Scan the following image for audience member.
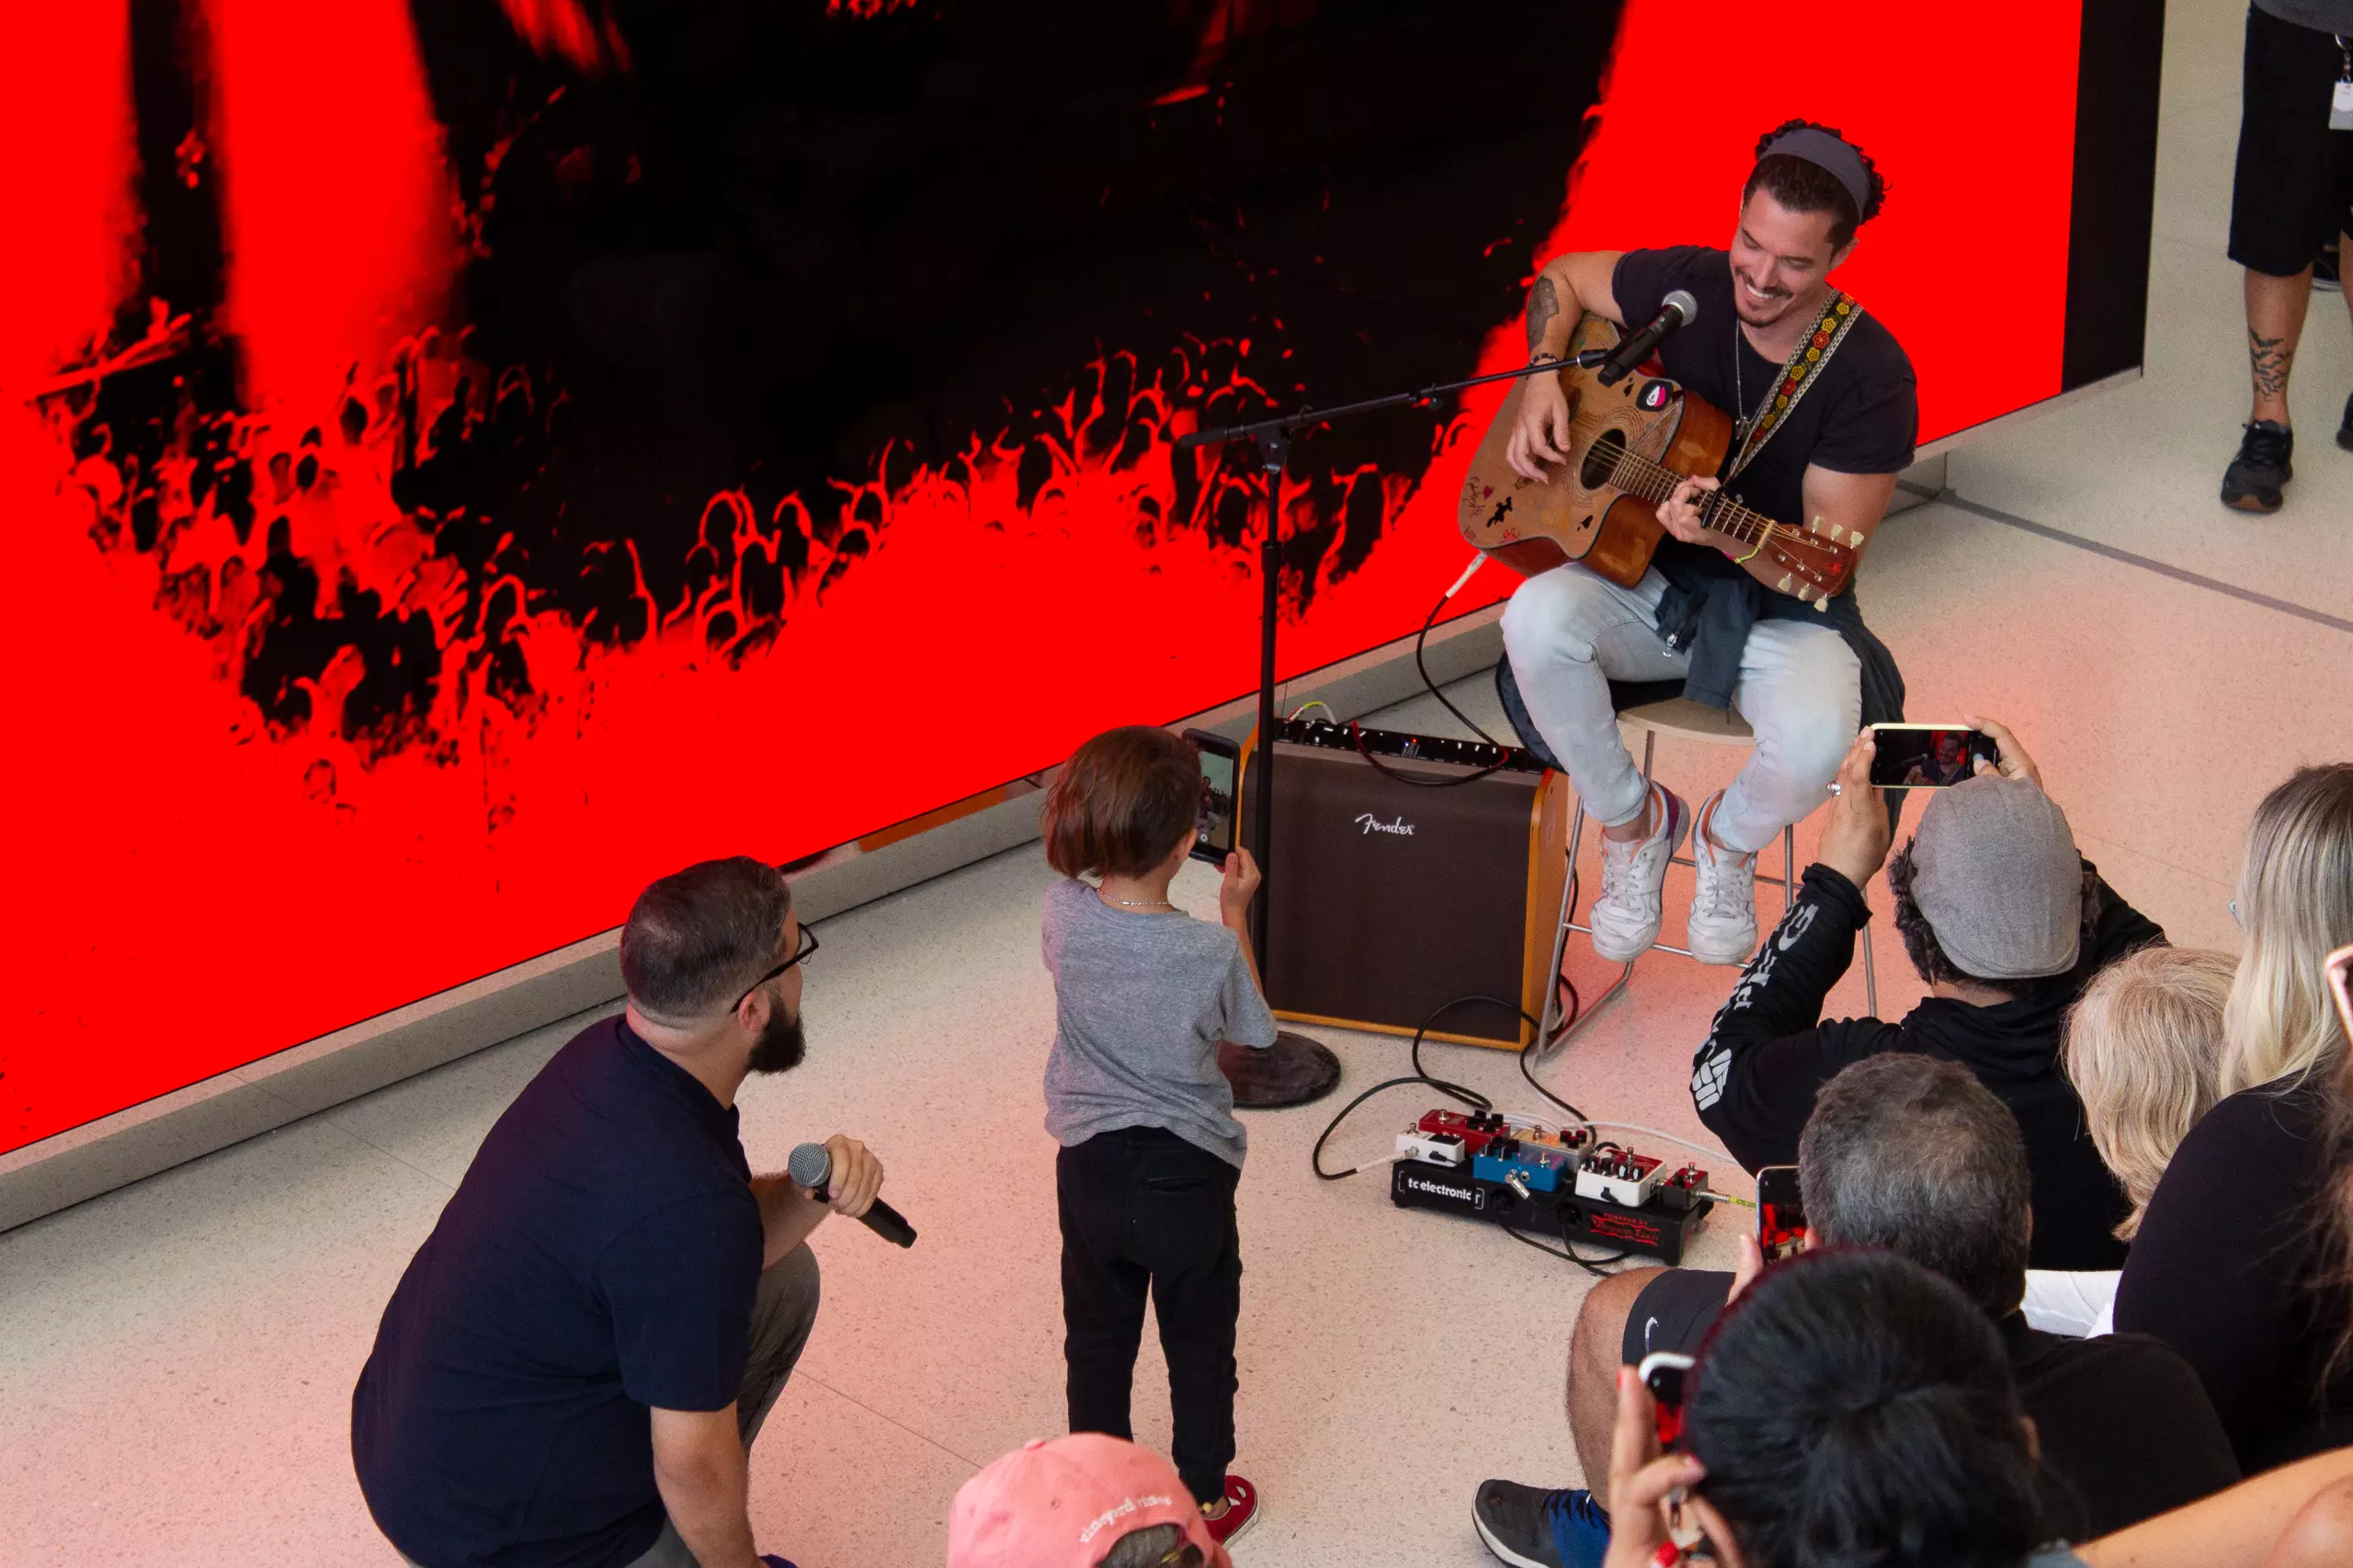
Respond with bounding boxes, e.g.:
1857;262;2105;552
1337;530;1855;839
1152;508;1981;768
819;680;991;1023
1688;719;2154;1268
948;1434;1230;1568
2023;947;2235;1336
1593;1252;2353;1568
1039;726;1279;1548
1472;1053;2234;1568
2116;764;2353;1471
352;857;881;1568
1604;1249;2043;1568
2067;946;2238;1240
2216;0;2353;512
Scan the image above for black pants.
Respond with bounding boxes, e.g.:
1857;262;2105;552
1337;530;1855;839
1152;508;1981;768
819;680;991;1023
1057;1126;1242;1505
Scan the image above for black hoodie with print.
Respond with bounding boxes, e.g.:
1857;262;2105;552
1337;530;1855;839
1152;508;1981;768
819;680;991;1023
1688;859;2161;1270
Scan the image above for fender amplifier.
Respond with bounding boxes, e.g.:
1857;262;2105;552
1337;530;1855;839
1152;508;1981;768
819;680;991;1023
1238;718;1568;1049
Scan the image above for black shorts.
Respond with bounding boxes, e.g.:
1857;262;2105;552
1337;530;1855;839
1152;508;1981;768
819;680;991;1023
1620;1268;1734;1365
2229;6;2353;277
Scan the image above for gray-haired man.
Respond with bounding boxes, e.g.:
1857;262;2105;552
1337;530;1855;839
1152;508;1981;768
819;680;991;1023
354;856;884;1568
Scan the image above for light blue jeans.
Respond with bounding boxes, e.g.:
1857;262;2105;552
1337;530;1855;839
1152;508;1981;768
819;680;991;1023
1500;563;1860;854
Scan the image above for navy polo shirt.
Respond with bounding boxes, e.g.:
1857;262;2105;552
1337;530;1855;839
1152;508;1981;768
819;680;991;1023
353;1017;764;1568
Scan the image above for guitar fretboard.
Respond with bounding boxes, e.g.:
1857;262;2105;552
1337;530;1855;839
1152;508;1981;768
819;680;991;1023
1600;446;1782;550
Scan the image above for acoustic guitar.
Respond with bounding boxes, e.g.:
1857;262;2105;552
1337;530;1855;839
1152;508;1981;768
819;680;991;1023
1456;312;1856;603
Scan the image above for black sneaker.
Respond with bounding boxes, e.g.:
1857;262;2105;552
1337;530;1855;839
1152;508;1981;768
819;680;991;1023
2338;392;2352;454
1472;1481;1610;1568
2221;420;2293;512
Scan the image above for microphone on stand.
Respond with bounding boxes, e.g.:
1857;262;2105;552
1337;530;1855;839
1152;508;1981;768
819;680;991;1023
787;1142;916;1247
1595;290;1699;387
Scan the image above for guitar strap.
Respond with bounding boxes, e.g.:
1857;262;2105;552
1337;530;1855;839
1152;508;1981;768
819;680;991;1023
1725;290;1863;482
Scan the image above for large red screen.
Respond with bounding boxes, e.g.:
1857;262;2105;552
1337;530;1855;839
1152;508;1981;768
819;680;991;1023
2;0;2082;1154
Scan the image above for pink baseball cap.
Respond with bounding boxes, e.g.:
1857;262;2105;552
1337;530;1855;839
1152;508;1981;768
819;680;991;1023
948;1435;1225;1568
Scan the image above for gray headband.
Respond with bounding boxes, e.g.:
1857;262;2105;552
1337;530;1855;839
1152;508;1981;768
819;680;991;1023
1759;128;1873;223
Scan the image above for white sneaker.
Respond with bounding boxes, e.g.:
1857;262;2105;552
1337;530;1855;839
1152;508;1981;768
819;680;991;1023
1686;790;1760;966
1589;784;1688;962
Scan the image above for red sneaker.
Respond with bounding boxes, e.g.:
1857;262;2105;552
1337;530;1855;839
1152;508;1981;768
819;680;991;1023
1203;1473;1259;1550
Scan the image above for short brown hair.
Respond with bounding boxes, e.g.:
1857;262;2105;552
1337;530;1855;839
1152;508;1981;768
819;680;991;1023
1040;725;1199;879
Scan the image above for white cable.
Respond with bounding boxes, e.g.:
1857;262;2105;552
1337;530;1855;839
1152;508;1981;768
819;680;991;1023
1443;551;1487;599
1581;1121;1747;1171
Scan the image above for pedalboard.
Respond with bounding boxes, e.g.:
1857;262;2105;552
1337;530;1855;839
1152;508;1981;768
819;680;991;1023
1389;1112;1713;1265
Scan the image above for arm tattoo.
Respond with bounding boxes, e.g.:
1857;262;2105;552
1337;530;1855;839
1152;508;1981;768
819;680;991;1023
1526;275;1560;355
2248;328;2294;400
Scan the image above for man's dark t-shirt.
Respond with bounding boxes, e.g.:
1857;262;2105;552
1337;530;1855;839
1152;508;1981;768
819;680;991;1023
1609;245;1919;584
352;1017;764;1568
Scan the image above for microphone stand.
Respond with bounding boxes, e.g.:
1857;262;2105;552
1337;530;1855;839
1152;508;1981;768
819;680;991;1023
1173;351;1603;1108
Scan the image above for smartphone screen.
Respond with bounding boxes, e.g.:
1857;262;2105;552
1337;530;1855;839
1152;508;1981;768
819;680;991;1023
1867;724;1996;789
1183;730;1239;866
1756;1165;1806;1264
1638;1350;1695;1449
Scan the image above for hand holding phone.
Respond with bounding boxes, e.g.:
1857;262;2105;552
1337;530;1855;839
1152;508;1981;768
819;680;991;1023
1817;732;1895;890
1218;847;1261;926
1962;715;2043;790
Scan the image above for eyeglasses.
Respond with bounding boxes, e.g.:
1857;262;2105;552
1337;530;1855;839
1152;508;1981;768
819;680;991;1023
733;925;819;1012
1155;1541;1207;1568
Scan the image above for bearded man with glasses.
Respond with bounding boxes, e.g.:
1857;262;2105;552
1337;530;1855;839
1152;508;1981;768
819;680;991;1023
354;856;883;1568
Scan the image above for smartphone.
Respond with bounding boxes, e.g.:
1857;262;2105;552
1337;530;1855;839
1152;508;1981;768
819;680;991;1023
1182;729;1240;867
1866;722;1998;789
1756;1165;1806;1264
1639;1350;1696;1449
2328;944;2353;1046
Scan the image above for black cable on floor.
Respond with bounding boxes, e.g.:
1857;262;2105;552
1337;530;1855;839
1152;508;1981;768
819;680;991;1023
1313;994;1587;1178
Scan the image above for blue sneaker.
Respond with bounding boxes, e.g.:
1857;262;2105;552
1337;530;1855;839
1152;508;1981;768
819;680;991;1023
1472;1480;1609;1568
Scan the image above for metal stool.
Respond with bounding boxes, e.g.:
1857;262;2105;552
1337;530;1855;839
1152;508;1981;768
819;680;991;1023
1495;665;1877;1054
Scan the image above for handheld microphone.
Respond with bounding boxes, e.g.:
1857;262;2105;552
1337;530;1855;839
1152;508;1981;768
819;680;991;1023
787;1142;916;1248
1595;290;1698;387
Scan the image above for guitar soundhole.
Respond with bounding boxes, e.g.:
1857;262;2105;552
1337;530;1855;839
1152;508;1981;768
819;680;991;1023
1580;427;1628;490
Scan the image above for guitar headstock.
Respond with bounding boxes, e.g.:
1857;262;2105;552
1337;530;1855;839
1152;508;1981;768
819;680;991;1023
1766;515;1859;604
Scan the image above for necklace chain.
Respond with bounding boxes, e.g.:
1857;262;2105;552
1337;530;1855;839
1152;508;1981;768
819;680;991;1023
1733;318;1766;438
1099;890;1173;908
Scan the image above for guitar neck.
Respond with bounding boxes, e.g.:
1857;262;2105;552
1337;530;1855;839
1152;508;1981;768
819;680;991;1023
1615;460;1779;546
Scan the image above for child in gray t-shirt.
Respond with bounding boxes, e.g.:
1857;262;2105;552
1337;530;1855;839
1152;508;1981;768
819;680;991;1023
1038;725;1277;1545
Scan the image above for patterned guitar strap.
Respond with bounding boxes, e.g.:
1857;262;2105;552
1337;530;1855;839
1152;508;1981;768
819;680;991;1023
1725;290;1864;482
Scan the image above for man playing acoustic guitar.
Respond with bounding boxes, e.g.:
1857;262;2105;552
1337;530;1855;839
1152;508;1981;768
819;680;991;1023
1498;120;1915;969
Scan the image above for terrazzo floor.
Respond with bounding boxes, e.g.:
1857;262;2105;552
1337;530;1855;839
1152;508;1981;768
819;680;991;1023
6;0;2352;1562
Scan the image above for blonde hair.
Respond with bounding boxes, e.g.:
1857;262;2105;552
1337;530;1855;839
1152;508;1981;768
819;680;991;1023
2218;765;2353;1098
2063;947;2236;1239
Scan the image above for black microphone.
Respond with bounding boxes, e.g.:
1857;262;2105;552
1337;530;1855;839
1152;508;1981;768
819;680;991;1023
1595;290;1699;387
787;1142;916;1248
